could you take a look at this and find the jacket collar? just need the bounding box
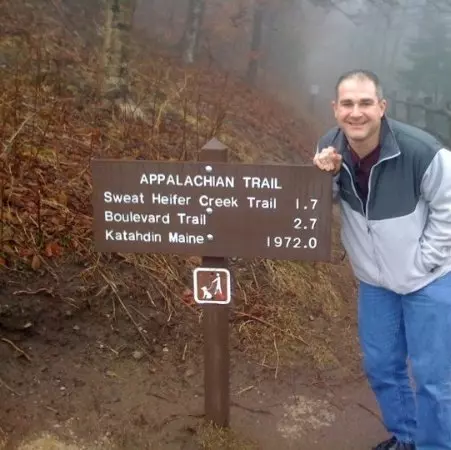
[334,116,401,167]
[379,116,401,160]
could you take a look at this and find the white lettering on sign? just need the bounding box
[296,198,319,210]
[168,232,205,244]
[247,197,277,209]
[242,177,282,189]
[140,173,235,188]
[152,193,191,206]
[105,211,170,224]
[177,213,206,225]
[293,218,317,230]
[198,195,238,208]
[104,191,145,204]
[266,236,318,249]
[105,230,162,242]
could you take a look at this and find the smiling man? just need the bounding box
[313,70,451,450]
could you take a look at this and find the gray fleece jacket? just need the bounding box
[317,116,451,294]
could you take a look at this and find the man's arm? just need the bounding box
[419,147,451,271]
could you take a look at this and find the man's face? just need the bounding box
[333,77,387,144]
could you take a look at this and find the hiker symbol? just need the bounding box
[193,267,231,305]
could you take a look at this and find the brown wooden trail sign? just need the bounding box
[91,154,332,260]
[91,138,333,429]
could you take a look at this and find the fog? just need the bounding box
[7,0,436,140]
[129,0,451,127]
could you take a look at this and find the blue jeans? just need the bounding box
[358,272,451,450]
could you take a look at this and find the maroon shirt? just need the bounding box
[349,145,381,204]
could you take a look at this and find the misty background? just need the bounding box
[4,0,451,143]
[129,0,451,125]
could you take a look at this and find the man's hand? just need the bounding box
[313,146,342,175]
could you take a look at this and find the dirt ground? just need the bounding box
[0,263,389,450]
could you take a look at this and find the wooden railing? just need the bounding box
[386,93,451,147]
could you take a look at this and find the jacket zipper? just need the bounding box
[342,162,364,213]
[364,152,400,219]
[343,152,400,283]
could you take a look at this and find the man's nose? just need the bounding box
[350,104,363,117]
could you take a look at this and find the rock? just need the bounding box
[132,350,145,361]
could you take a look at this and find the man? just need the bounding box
[313,70,451,450]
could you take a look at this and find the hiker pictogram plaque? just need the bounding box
[91,159,333,261]
[193,267,231,305]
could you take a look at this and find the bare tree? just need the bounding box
[246,0,266,85]
[182,0,206,64]
[101,0,137,102]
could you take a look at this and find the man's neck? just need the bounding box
[348,133,380,159]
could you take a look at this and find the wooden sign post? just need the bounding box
[199,139,230,427]
[90,138,333,429]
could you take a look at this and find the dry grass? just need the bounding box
[16,434,92,450]
[196,422,259,450]
[11,428,258,450]
[231,257,348,371]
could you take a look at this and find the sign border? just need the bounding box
[193,267,231,305]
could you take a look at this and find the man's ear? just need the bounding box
[332,100,338,118]
[379,98,387,116]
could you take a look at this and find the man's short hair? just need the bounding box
[335,69,384,100]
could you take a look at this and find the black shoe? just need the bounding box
[372,436,416,450]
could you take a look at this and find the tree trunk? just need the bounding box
[260,7,279,75]
[386,27,404,83]
[102,0,137,102]
[246,0,265,85]
[182,0,206,65]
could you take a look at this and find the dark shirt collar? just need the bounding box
[349,145,381,167]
